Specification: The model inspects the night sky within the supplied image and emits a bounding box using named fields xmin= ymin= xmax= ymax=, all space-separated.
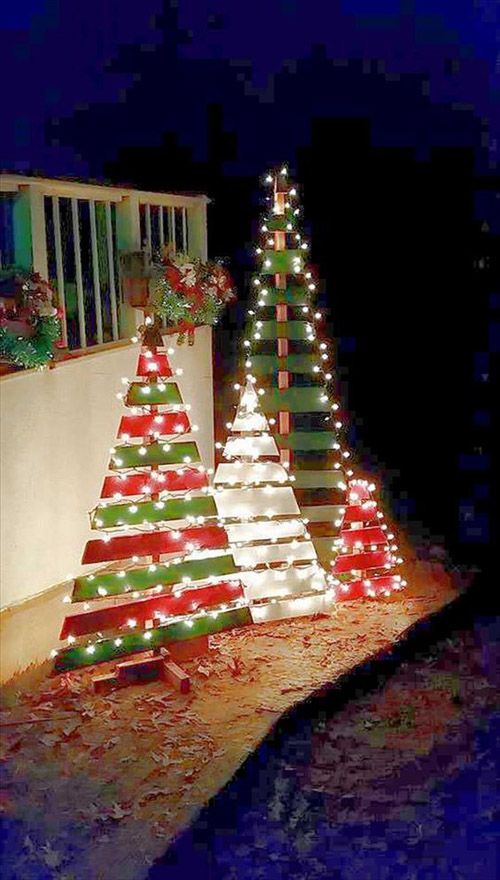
xmin=2 ymin=0 xmax=498 ymax=563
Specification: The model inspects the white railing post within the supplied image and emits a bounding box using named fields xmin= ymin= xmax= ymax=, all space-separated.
xmin=52 ymin=196 xmax=69 ymax=347
xmin=187 ymin=202 xmax=208 ymax=261
xmin=13 ymin=184 xmax=48 ymax=278
xmin=89 ymin=200 xmax=104 ymax=345
xmin=116 ymin=193 xmax=142 ymax=338
xmin=71 ymin=198 xmax=87 ymax=349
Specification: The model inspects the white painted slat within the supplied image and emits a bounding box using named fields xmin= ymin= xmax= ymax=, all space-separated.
xmin=105 ymin=202 xmax=119 ymax=341
xmin=250 ymin=591 xmax=333 ymax=623
xmin=233 ymin=540 xmax=317 ymax=568
xmin=89 ymin=201 xmax=104 ymax=345
xmin=225 ymin=519 xmax=306 ymax=545
xmin=214 ymin=462 xmax=289 ymax=486
xmin=241 ymin=564 xmax=327 ymax=601
xmin=51 ymin=196 xmax=68 ymax=348
xmin=224 ymin=435 xmax=279 ymax=459
xmin=231 ymin=412 xmax=268 ymax=432
xmin=214 ymin=486 xmax=300 ymax=519
xmin=71 ymin=198 xmax=86 ymax=348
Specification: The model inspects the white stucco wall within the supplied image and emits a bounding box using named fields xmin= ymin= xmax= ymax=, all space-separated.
xmin=0 ymin=326 xmax=214 ymax=610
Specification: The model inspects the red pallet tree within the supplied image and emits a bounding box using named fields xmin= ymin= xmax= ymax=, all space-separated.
xmin=329 ymin=479 xmax=407 ymax=600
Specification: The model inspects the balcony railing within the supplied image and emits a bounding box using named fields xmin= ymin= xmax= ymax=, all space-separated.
xmin=0 ymin=175 xmax=208 ymax=351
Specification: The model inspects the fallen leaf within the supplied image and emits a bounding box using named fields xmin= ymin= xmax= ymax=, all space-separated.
xmin=39 ymin=733 xmax=59 ymax=747
xmin=62 ymin=719 xmax=81 ymax=738
xmin=42 ymin=841 xmax=63 ymax=869
xmin=105 ymin=802 xmax=131 ymax=821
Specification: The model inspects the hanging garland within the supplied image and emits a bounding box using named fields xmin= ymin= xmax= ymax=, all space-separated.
xmin=0 ymin=268 xmax=61 ymax=369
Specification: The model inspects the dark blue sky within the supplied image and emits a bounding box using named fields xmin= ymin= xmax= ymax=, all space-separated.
xmin=1 ymin=0 xmax=499 ymax=177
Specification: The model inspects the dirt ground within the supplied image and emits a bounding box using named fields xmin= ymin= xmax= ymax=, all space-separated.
xmin=1 ymin=561 xmax=456 ymax=880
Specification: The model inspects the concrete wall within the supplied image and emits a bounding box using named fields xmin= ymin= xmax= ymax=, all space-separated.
xmin=0 ymin=326 xmax=214 ymax=613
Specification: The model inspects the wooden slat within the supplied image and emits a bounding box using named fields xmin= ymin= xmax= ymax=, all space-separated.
xmin=136 ymin=352 xmax=172 ymax=377
xmin=292 ymin=470 xmax=346 ymax=489
xmin=338 ymin=526 xmax=388 ymax=549
xmin=332 ymin=549 xmax=392 ymax=574
xmin=72 ymin=553 xmax=238 ymax=601
xmin=91 ymin=494 xmax=217 ymax=529
xmin=53 ymin=607 xmax=252 ymax=673
xmin=109 ymin=440 xmax=200 ymax=470
xmin=125 ymin=381 xmax=182 ymax=406
xmin=261 ymin=386 xmax=330 ymax=413
xmin=81 ymin=524 xmax=228 ymax=565
xmin=60 ymin=580 xmax=244 ymax=638
xmin=101 ymin=468 xmax=207 ymax=499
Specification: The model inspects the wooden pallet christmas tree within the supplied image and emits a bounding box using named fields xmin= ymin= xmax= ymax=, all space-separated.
xmin=214 ymin=376 xmax=334 ymax=621
xmin=330 ymin=479 xmax=407 ymax=599
xmin=52 ymin=327 xmax=251 ymax=681
xmin=242 ymin=166 xmax=408 ymax=599
xmin=242 ymin=166 xmax=350 ymax=567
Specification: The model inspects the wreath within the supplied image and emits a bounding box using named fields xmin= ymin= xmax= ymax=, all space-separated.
xmin=0 ymin=268 xmax=61 ymax=369
xmin=149 ymin=247 xmax=236 ymax=343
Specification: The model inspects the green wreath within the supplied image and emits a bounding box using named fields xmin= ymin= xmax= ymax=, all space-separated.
xmin=0 ymin=315 xmax=61 ymax=369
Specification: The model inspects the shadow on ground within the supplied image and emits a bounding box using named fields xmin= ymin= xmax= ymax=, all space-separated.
xmin=150 ymin=576 xmax=499 ymax=880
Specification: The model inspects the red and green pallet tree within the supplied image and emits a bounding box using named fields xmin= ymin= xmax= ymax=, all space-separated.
xmin=52 ymin=324 xmax=251 ymax=675
xmin=241 ymin=166 xmax=351 ymax=567
xmin=242 ymin=165 xmax=408 ymax=598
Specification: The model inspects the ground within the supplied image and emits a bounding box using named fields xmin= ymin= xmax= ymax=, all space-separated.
xmin=156 ymin=608 xmax=498 ymax=880
xmin=1 ymin=561 xmax=457 ymax=880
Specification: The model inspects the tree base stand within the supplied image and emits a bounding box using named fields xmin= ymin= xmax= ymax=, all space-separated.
xmin=92 ymin=648 xmax=192 ymax=695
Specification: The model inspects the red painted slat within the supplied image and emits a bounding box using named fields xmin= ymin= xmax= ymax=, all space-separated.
xmin=82 ymin=525 xmax=228 ymax=565
xmin=339 ymin=526 xmax=388 ymax=549
xmin=332 ymin=549 xmax=391 ymax=574
xmin=117 ymin=412 xmax=191 ymax=439
xmin=336 ymin=574 xmax=402 ymax=600
xmin=347 ymin=483 xmax=371 ymax=502
xmin=137 ymin=352 xmax=172 ymax=377
xmin=60 ymin=580 xmax=244 ymax=639
xmin=100 ymin=468 xmax=208 ymax=499
xmin=342 ymin=504 xmax=379 ymax=524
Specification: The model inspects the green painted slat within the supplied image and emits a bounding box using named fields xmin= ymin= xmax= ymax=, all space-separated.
xmin=72 ymin=554 xmax=239 ymax=601
xmin=300 ymin=505 xmax=344 ymax=523
xmin=262 ymin=286 xmax=310 ymax=306
xmin=110 ymin=440 xmax=200 ymax=470
xmin=292 ymin=470 xmax=346 ymax=489
xmin=53 ymin=607 xmax=252 ymax=672
xmin=262 ymin=249 xmax=303 ymax=274
xmin=255 ymin=320 xmax=312 ymax=341
xmin=263 ymin=213 xmax=297 ymax=232
xmin=274 ymin=432 xmax=339 ymax=451
xmin=92 ymin=495 xmax=217 ymax=529
xmin=126 ymin=382 xmax=182 ymax=406
xmin=260 ymin=387 xmax=330 ymax=413
xmin=248 ymin=353 xmax=318 ymax=374
xmin=311 ymin=536 xmax=337 ymax=566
